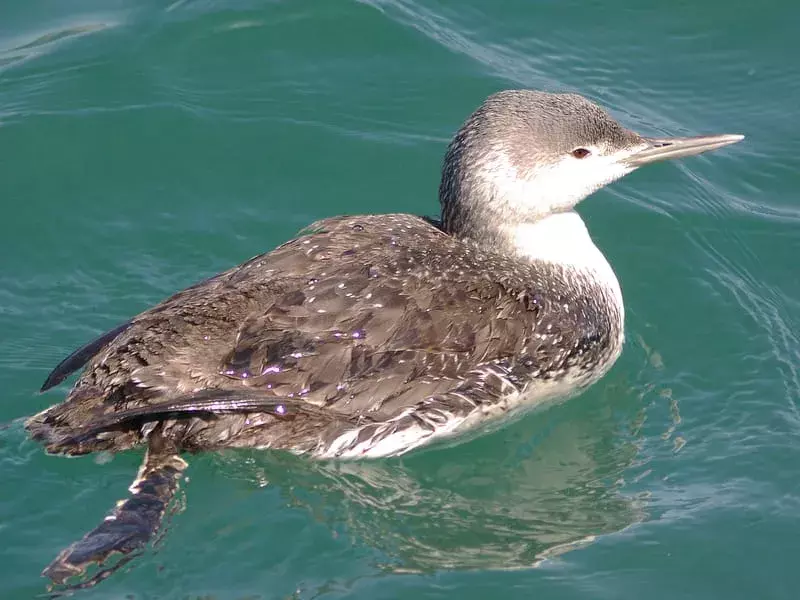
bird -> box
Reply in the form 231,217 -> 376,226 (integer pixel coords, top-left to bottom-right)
25,89 -> 743,587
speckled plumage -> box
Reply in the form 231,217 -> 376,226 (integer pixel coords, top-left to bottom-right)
28,213 -> 621,460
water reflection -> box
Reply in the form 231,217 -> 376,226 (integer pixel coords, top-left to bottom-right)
216,387 -> 646,572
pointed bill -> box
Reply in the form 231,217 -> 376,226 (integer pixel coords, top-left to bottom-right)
623,133 -> 745,167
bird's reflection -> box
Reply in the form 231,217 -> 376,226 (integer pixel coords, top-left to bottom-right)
215,382 -> 646,572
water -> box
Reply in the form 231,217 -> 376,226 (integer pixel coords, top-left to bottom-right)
1,0 -> 797,598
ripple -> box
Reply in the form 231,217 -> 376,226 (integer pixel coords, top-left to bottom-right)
359,0 -> 562,89
0,18 -> 119,74
688,226 -> 800,434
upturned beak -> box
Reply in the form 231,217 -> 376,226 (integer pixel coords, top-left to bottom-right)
623,133 -> 745,167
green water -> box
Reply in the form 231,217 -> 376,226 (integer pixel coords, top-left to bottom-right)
1,0 -> 797,598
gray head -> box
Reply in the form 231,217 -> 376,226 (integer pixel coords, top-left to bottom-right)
439,90 -> 743,241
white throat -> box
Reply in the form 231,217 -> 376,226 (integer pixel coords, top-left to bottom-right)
507,211 -> 623,313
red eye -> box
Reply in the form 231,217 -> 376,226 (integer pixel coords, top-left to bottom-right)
571,148 -> 591,159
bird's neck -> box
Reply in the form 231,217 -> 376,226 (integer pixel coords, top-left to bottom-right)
506,212 -> 607,268
493,211 -> 623,310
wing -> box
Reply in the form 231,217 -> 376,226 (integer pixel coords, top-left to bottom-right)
213,257 -> 532,419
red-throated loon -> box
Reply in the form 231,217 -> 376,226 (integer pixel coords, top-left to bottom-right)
25,89 -> 743,588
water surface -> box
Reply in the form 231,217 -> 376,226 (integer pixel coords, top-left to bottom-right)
1,1 -> 798,598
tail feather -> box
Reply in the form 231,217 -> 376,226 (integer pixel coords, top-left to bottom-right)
42,431 -> 187,590
40,321 -> 132,392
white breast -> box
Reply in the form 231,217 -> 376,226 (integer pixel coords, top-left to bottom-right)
509,211 -> 624,321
